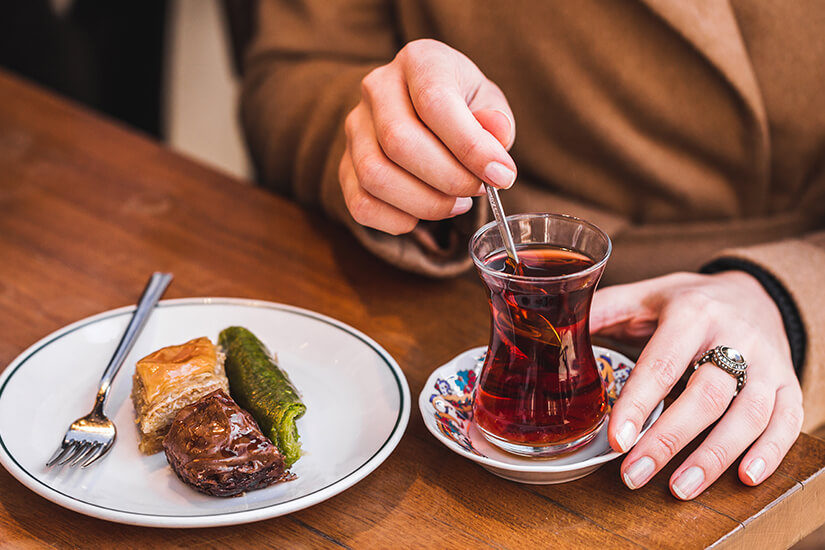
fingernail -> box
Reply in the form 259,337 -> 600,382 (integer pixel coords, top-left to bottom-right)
616,421 -> 637,453
474,183 -> 486,195
484,161 -> 515,189
449,196 -> 473,217
745,458 -> 766,484
672,466 -> 705,500
623,456 -> 655,490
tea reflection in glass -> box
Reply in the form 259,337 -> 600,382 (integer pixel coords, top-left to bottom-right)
470,214 -> 612,457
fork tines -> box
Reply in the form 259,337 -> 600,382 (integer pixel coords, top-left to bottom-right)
46,440 -> 111,469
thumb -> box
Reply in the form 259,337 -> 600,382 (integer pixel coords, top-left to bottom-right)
590,283 -> 663,340
473,109 -> 515,150
468,78 -> 515,150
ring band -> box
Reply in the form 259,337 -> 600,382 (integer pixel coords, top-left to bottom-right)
693,345 -> 749,396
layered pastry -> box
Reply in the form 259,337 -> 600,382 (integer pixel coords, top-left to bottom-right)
163,389 -> 288,496
131,336 -> 229,454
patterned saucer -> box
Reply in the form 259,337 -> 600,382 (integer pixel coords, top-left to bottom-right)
419,346 -> 664,484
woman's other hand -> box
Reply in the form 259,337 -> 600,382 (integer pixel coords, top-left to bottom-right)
591,271 -> 803,499
339,39 -> 516,234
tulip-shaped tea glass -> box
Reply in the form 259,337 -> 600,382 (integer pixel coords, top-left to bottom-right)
470,213 -> 612,457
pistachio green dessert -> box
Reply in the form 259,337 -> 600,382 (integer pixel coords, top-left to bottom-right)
219,326 -> 306,467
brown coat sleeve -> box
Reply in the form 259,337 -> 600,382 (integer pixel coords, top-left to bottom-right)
241,0 -> 394,205
241,0 -> 486,277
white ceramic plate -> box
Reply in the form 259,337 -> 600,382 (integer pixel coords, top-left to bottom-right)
420,346 -> 663,484
0,298 -> 410,528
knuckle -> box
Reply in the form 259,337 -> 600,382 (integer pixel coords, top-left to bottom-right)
668,272 -> 704,286
451,173 -> 482,196
399,40 -> 420,61
455,134 -> 486,164
338,155 -> 350,185
399,40 -> 419,58
648,356 -> 681,392
702,443 -> 730,473
376,119 -> 414,162
623,395 -> 652,426
702,300 -> 731,321
353,153 -> 389,193
673,288 -> 715,316
359,74 -> 374,100
740,392 -> 772,432
651,431 -> 682,459
415,84 -> 449,118
360,67 -> 386,100
695,378 -> 733,416
344,110 -> 357,139
779,404 -> 804,432
764,439 -> 785,463
418,197 -> 453,221
346,192 -> 376,227
400,38 -> 438,60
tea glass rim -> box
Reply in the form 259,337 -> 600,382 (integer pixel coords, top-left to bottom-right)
470,212 -> 612,283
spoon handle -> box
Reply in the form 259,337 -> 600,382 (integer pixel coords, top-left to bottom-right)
484,184 -> 520,265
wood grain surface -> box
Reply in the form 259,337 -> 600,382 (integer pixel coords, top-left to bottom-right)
1,68 -> 824,549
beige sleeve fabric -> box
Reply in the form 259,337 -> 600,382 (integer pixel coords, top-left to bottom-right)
241,0 -> 395,205
241,0 -> 487,276
708,230 -> 825,432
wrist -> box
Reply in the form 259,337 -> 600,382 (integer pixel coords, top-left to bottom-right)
700,258 -> 806,375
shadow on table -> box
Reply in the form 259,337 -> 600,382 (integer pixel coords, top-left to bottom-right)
326,227 -> 489,375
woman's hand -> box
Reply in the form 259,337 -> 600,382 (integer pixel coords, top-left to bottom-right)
339,39 -> 517,235
591,271 -> 803,500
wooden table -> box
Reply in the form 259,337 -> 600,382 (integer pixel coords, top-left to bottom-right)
1,68 -> 824,549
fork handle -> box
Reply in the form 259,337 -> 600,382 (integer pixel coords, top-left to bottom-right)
93,272 -> 173,413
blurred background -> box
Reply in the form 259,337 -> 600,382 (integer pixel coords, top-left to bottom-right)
0,0 -> 253,180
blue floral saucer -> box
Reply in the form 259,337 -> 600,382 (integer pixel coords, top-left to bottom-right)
419,346 -> 664,484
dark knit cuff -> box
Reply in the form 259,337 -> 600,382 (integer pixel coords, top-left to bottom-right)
700,258 -> 806,375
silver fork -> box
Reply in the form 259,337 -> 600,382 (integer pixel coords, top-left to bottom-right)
46,272 -> 173,469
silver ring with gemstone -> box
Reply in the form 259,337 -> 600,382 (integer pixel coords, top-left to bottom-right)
693,345 -> 749,396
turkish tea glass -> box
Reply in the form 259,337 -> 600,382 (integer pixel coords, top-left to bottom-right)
470,213 -> 612,457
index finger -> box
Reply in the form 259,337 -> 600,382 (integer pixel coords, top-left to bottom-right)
403,55 -> 517,189
364,68 -> 483,198
609,303 -> 709,453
